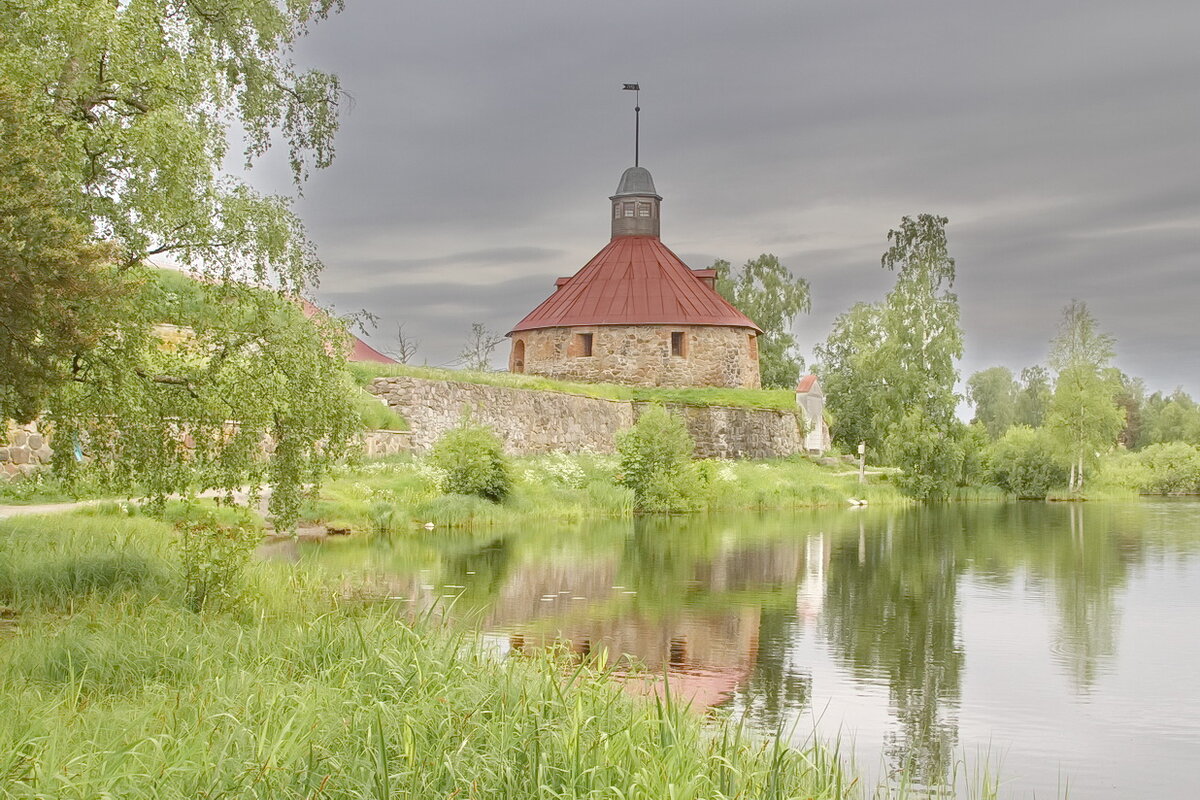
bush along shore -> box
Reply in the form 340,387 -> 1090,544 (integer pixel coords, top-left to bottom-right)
300,455 -> 906,536
0,507 -> 877,800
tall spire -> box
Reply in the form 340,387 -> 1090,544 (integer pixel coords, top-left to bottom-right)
622,83 -> 640,166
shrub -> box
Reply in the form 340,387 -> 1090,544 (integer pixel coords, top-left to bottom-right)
429,422 -> 512,502
1136,442 -> 1200,494
615,406 -> 701,512
178,506 -> 262,613
988,426 -> 1068,499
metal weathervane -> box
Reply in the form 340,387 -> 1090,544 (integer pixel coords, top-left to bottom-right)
622,83 -> 640,166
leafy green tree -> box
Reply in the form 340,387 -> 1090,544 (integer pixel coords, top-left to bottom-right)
1045,301 -> 1124,493
957,422 -> 991,488
1109,370 -> 1145,449
1014,365 -> 1053,428
885,410 -> 965,501
51,274 -> 358,528
615,406 -> 700,513
1,1 -> 354,523
1140,390 -> 1200,446
966,366 -> 1018,439
815,215 -> 963,497
0,82 -> 126,425
714,254 -> 811,388
813,302 -> 884,449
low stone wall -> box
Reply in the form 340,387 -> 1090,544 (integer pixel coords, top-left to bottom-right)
1,422 -> 53,479
361,429 -> 412,458
368,376 -> 805,459
0,420 -> 413,481
369,376 -> 634,454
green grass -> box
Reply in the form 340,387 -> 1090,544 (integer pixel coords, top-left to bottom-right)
299,453 -> 906,534
0,509 -> 871,799
353,388 -> 409,431
349,362 -> 801,411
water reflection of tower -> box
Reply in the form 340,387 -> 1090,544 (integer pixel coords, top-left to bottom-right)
796,533 -> 829,623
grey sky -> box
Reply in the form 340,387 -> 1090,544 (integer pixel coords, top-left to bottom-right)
249,0 -> 1200,396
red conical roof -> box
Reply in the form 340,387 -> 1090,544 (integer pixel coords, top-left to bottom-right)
509,236 -> 761,334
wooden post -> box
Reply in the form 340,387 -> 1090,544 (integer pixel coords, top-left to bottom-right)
858,442 -> 866,485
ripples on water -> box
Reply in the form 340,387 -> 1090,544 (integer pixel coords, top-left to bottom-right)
283,498 -> 1200,800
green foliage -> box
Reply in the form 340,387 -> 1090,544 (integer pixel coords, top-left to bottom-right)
1046,302 -> 1125,493
885,410 -> 964,500
813,302 -> 884,449
0,82 -> 126,424
816,214 -> 962,477
615,406 -> 702,512
958,422 -> 991,487
1014,365 -> 1053,428
177,505 -> 263,613
352,389 -> 408,431
713,254 -> 811,388
429,422 -> 512,502
1132,442 -> 1200,494
1139,389 -> 1200,447
1,2 -> 353,528
48,273 -> 358,529
967,366 -> 1019,439
988,426 -> 1069,499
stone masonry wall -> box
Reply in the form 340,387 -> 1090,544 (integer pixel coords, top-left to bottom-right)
369,376 -> 804,459
0,421 -> 53,480
370,376 -> 634,454
510,324 -> 761,389
0,421 -> 412,481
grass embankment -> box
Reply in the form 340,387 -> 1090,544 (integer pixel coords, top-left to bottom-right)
350,362 -> 802,411
301,454 -> 906,533
0,509 -> 857,799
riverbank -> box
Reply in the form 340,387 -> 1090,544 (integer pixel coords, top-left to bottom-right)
0,508 -> 861,799
298,453 -> 908,534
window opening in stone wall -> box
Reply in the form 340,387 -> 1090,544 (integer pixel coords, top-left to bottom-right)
671,331 -> 686,357
512,339 -> 525,373
638,202 -> 650,217
749,334 -> 759,361
576,332 -> 593,357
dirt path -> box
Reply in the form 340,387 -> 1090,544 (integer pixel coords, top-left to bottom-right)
0,488 -> 272,521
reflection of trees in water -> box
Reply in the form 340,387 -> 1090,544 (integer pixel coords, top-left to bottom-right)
822,508 -> 966,787
440,536 -> 515,608
960,502 -> 1137,691
732,605 -> 812,730
1047,504 -> 1128,690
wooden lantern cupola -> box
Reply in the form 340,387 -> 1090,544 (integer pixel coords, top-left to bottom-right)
610,166 -> 662,239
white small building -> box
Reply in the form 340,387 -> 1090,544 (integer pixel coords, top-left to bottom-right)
795,374 -> 831,454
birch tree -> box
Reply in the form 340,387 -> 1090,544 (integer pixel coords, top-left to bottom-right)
1045,301 -> 1124,493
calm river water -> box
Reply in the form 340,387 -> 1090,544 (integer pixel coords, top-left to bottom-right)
280,499 -> 1200,798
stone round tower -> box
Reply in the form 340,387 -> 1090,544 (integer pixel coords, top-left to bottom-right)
507,166 -> 762,389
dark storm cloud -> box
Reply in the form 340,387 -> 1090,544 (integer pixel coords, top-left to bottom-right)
249,0 -> 1199,393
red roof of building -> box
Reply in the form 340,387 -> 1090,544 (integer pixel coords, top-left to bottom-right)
796,374 -> 818,393
348,337 -> 397,364
299,300 -> 398,364
509,236 -> 761,334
